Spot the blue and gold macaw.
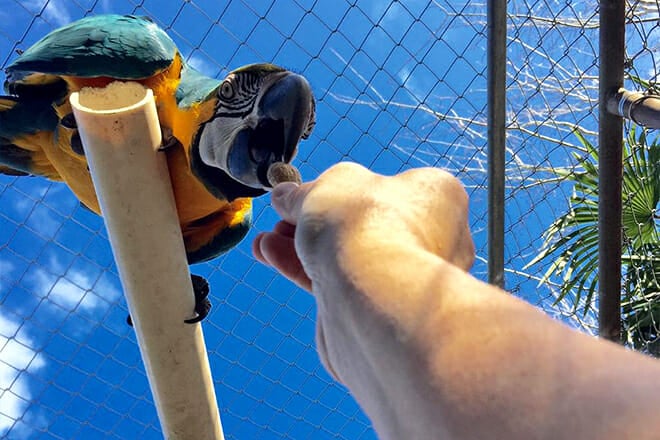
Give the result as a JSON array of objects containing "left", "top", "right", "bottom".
[{"left": 0, "top": 14, "right": 316, "bottom": 324}]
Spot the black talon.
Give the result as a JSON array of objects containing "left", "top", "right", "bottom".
[
  {"left": 79, "top": 201, "right": 94, "bottom": 213},
  {"left": 158, "top": 126, "right": 180, "bottom": 151},
  {"left": 184, "top": 274, "right": 211, "bottom": 324},
  {"left": 61, "top": 112, "right": 77, "bottom": 129},
  {"left": 126, "top": 274, "right": 211, "bottom": 327},
  {"left": 158, "top": 136, "right": 180, "bottom": 151},
  {"left": 71, "top": 131, "right": 84, "bottom": 155}
]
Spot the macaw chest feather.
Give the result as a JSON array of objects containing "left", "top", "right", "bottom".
[{"left": 60, "top": 57, "right": 225, "bottom": 226}]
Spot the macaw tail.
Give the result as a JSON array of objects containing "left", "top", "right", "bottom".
[
  {"left": 0, "top": 142, "right": 32, "bottom": 176},
  {"left": 0, "top": 96, "right": 60, "bottom": 178}
]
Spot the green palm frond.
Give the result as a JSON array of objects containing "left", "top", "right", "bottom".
[
  {"left": 627, "top": 74, "right": 659, "bottom": 95},
  {"left": 526, "top": 125, "right": 659, "bottom": 323},
  {"left": 622, "top": 246, "right": 660, "bottom": 353}
]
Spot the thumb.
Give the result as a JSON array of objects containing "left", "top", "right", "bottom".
[{"left": 270, "top": 181, "right": 310, "bottom": 225}]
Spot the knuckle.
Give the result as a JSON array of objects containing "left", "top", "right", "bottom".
[
  {"left": 434, "top": 171, "right": 470, "bottom": 209},
  {"left": 399, "top": 167, "right": 466, "bottom": 196},
  {"left": 318, "top": 161, "right": 371, "bottom": 184}
]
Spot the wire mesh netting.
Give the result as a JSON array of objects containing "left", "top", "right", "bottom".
[
  {"left": 0, "top": 0, "right": 658, "bottom": 438},
  {"left": 617, "top": 1, "right": 660, "bottom": 354}
]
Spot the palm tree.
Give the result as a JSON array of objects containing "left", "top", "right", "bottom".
[{"left": 526, "top": 125, "right": 660, "bottom": 355}]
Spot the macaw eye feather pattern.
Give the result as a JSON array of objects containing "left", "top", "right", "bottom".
[{"left": 215, "top": 72, "right": 263, "bottom": 117}]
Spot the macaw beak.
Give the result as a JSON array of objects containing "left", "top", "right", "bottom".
[{"left": 227, "top": 72, "right": 314, "bottom": 188}]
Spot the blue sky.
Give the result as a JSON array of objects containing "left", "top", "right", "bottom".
[{"left": 3, "top": 0, "right": 651, "bottom": 438}]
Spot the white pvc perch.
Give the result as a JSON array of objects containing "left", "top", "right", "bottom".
[{"left": 70, "top": 82, "right": 224, "bottom": 440}]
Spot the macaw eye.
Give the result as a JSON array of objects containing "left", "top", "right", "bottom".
[{"left": 220, "top": 80, "right": 235, "bottom": 100}]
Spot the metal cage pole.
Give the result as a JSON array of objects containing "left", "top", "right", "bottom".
[
  {"left": 488, "top": 0, "right": 507, "bottom": 288},
  {"left": 607, "top": 88, "right": 660, "bottom": 129},
  {"left": 598, "top": 0, "right": 626, "bottom": 342}
]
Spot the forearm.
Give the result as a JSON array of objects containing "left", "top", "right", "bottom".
[
  {"left": 421, "top": 262, "right": 660, "bottom": 439},
  {"left": 324, "top": 243, "right": 660, "bottom": 439},
  {"left": 262, "top": 164, "right": 660, "bottom": 438}
]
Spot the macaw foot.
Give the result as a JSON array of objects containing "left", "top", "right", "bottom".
[
  {"left": 125, "top": 274, "right": 212, "bottom": 326},
  {"left": 158, "top": 126, "right": 180, "bottom": 151},
  {"left": 61, "top": 113, "right": 85, "bottom": 155},
  {"left": 184, "top": 274, "right": 212, "bottom": 324}
]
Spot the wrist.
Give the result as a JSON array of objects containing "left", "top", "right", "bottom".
[{"left": 338, "top": 235, "right": 461, "bottom": 327}]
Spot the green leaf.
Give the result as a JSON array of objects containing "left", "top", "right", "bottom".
[{"left": 527, "top": 124, "right": 659, "bottom": 330}]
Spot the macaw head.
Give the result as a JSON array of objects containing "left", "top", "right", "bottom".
[{"left": 191, "top": 63, "right": 315, "bottom": 199}]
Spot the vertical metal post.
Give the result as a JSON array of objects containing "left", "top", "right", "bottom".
[
  {"left": 599, "top": 0, "right": 625, "bottom": 342},
  {"left": 488, "top": 0, "right": 507, "bottom": 288}
]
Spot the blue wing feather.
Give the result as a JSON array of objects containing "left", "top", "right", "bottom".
[
  {"left": 176, "top": 63, "right": 221, "bottom": 108},
  {"left": 5, "top": 15, "right": 177, "bottom": 88}
]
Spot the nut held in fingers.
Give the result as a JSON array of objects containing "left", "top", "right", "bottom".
[{"left": 267, "top": 162, "right": 302, "bottom": 187}]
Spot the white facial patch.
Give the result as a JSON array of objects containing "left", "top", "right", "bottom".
[{"left": 198, "top": 113, "right": 258, "bottom": 172}]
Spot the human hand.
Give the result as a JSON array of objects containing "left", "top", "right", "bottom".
[
  {"left": 252, "top": 161, "right": 475, "bottom": 427},
  {"left": 252, "top": 161, "right": 474, "bottom": 293},
  {"left": 252, "top": 163, "right": 660, "bottom": 440}
]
